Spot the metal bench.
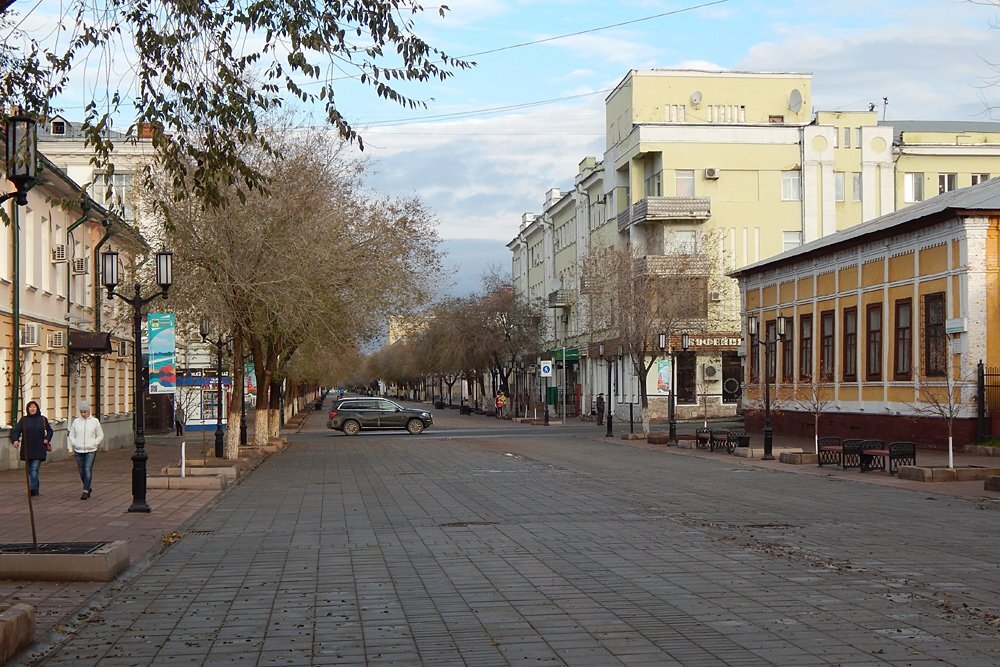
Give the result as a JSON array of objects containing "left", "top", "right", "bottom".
[
  {"left": 839, "top": 439, "right": 868, "bottom": 470},
  {"left": 709, "top": 429, "right": 730, "bottom": 452},
  {"left": 861, "top": 441, "right": 917, "bottom": 474},
  {"left": 854, "top": 439, "right": 885, "bottom": 471},
  {"left": 727, "top": 431, "right": 749, "bottom": 453},
  {"left": 816, "top": 436, "right": 843, "bottom": 467},
  {"left": 695, "top": 428, "right": 711, "bottom": 449}
]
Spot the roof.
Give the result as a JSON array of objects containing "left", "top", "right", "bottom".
[
  {"left": 880, "top": 120, "right": 1000, "bottom": 143},
  {"left": 730, "top": 178, "right": 1000, "bottom": 279}
]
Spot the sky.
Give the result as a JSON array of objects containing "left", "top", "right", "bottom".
[{"left": 15, "top": 0, "right": 1000, "bottom": 297}]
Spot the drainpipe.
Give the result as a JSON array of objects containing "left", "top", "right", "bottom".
[
  {"left": 65, "top": 203, "right": 92, "bottom": 414},
  {"left": 92, "top": 220, "right": 114, "bottom": 418},
  {"left": 9, "top": 202, "right": 19, "bottom": 426}
]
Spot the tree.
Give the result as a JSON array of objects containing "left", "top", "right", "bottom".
[
  {"left": 909, "top": 335, "right": 976, "bottom": 469},
  {"left": 0, "top": 0, "right": 471, "bottom": 210},
  {"left": 794, "top": 382, "right": 834, "bottom": 454},
  {"left": 582, "top": 238, "right": 713, "bottom": 434}
]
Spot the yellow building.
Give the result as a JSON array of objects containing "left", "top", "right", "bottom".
[
  {"left": 732, "top": 179, "right": 1000, "bottom": 447},
  {"left": 511, "top": 68, "right": 1000, "bottom": 426}
]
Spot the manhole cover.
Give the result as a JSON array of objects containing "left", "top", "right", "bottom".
[{"left": 0, "top": 542, "right": 108, "bottom": 555}]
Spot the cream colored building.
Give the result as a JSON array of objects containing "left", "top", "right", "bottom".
[
  {"left": 1, "top": 149, "right": 146, "bottom": 472},
  {"left": 510, "top": 68, "right": 1000, "bottom": 424}
]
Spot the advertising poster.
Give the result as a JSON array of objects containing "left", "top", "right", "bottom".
[
  {"left": 147, "top": 313, "right": 176, "bottom": 394},
  {"left": 245, "top": 361, "right": 257, "bottom": 404},
  {"left": 655, "top": 358, "right": 672, "bottom": 396}
]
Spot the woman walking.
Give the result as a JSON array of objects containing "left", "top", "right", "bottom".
[
  {"left": 68, "top": 401, "right": 104, "bottom": 500},
  {"left": 10, "top": 400, "right": 54, "bottom": 497}
]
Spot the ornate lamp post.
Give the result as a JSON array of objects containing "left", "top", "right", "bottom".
[
  {"left": 659, "top": 331, "right": 689, "bottom": 445},
  {"left": 200, "top": 318, "right": 233, "bottom": 458},
  {"left": 101, "top": 247, "right": 173, "bottom": 513},
  {"left": 599, "top": 343, "right": 613, "bottom": 437},
  {"left": 1, "top": 113, "right": 38, "bottom": 207},
  {"left": 747, "top": 314, "right": 787, "bottom": 461}
]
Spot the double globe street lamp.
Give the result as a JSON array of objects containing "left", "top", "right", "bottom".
[
  {"left": 102, "top": 248, "right": 173, "bottom": 513},
  {"left": 658, "top": 331, "right": 689, "bottom": 445},
  {"left": 746, "top": 314, "right": 787, "bottom": 461},
  {"left": 200, "top": 319, "right": 233, "bottom": 459}
]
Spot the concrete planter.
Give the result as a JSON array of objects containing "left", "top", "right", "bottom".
[
  {"left": 898, "top": 466, "right": 1000, "bottom": 482},
  {"left": 0, "top": 603, "right": 34, "bottom": 664},
  {"left": 0, "top": 540, "right": 129, "bottom": 581}
]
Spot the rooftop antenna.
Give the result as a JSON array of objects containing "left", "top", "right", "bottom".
[{"left": 868, "top": 102, "right": 876, "bottom": 112}]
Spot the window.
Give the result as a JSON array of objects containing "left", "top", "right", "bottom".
[
  {"left": 666, "top": 230, "right": 697, "bottom": 255},
  {"left": 852, "top": 173, "right": 862, "bottom": 201},
  {"left": 750, "top": 330, "right": 759, "bottom": 384},
  {"left": 783, "top": 231, "right": 802, "bottom": 252},
  {"left": 675, "top": 170, "right": 695, "bottom": 197},
  {"left": 843, "top": 127, "right": 852, "bottom": 148},
  {"left": 924, "top": 292, "right": 947, "bottom": 376},
  {"left": 866, "top": 304, "right": 882, "bottom": 379},
  {"left": 855, "top": 128, "right": 862, "bottom": 148},
  {"left": 781, "top": 171, "right": 801, "bottom": 201},
  {"left": 677, "top": 351, "right": 697, "bottom": 403},
  {"left": 938, "top": 173, "right": 957, "bottom": 195},
  {"left": 645, "top": 171, "right": 662, "bottom": 197},
  {"left": 894, "top": 299, "right": 912, "bottom": 378},
  {"left": 800, "top": 315, "right": 813, "bottom": 380},
  {"left": 782, "top": 318, "right": 793, "bottom": 382},
  {"left": 904, "top": 173, "right": 923, "bottom": 203},
  {"left": 91, "top": 172, "right": 135, "bottom": 220},
  {"left": 972, "top": 173, "right": 991, "bottom": 186},
  {"left": 820, "top": 311, "right": 835, "bottom": 380},
  {"left": 843, "top": 308, "right": 857, "bottom": 380},
  {"left": 51, "top": 120, "right": 66, "bottom": 135},
  {"left": 833, "top": 128, "right": 839, "bottom": 149},
  {"left": 765, "top": 320, "right": 777, "bottom": 382},
  {"left": 835, "top": 172, "right": 845, "bottom": 202}
]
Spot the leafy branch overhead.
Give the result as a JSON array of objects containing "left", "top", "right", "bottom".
[{"left": 1, "top": 0, "right": 472, "bottom": 208}]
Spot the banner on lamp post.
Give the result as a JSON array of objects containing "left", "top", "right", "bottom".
[
  {"left": 654, "top": 358, "right": 672, "bottom": 396},
  {"left": 147, "top": 313, "right": 176, "bottom": 394}
]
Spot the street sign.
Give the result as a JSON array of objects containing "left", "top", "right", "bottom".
[{"left": 539, "top": 360, "right": 553, "bottom": 377}]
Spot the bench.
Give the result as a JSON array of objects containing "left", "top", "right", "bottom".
[
  {"left": 710, "top": 429, "right": 730, "bottom": 452},
  {"left": 861, "top": 441, "right": 917, "bottom": 474},
  {"left": 839, "top": 439, "right": 867, "bottom": 470},
  {"left": 695, "top": 428, "right": 711, "bottom": 449},
  {"left": 816, "top": 436, "right": 843, "bottom": 467}
]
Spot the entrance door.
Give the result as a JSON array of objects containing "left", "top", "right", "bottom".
[{"left": 722, "top": 351, "right": 742, "bottom": 404}]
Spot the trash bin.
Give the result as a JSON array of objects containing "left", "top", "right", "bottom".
[
  {"left": 460, "top": 405, "right": 472, "bottom": 415},
  {"left": 434, "top": 400, "right": 445, "bottom": 410}
]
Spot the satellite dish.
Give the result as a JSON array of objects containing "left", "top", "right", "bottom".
[
  {"left": 788, "top": 89, "right": 803, "bottom": 113},
  {"left": 690, "top": 91, "right": 703, "bottom": 106}
]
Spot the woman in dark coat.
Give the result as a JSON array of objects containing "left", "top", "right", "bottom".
[{"left": 11, "top": 400, "right": 54, "bottom": 496}]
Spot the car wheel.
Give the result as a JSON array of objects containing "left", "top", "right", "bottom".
[
  {"left": 406, "top": 419, "right": 425, "bottom": 435},
  {"left": 342, "top": 420, "right": 361, "bottom": 436}
]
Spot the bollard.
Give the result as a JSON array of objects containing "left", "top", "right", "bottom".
[
  {"left": 629, "top": 403, "right": 634, "bottom": 433},
  {"left": 181, "top": 441, "right": 186, "bottom": 478}
]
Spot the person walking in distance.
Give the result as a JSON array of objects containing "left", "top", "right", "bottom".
[
  {"left": 595, "top": 393, "right": 605, "bottom": 426},
  {"left": 175, "top": 400, "right": 185, "bottom": 436},
  {"left": 67, "top": 401, "right": 104, "bottom": 500},
  {"left": 10, "top": 400, "right": 54, "bottom": 497}
]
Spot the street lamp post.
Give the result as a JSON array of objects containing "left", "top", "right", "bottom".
[
  {"left": 2, "top": 113, "right": 38, "bottom": 207},
  {"left": 101, "top": 247, "right": 173, "bottom": 513},
  {"left": 599, "top": 343, "right": 613, "bottom": 437},
  {"left": 200, "top": 319, "right": 233, "bottom": 459},
  {"left": 747, "top": 314, "right": 787, "bottom": 461},
  {"left": 659, "top": 332, "right": 690, "bottom": 445}
]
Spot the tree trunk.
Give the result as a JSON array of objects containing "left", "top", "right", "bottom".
[{"left": 269, "top": 379, "right": 282, "bottom": 437}]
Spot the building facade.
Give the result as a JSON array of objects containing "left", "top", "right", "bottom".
[
  {"left": 732, "top": 179, "right": 1000, "bottom": 447},
  {"left": 510, "top": 68, "right": 1000, "bottom": 426}
]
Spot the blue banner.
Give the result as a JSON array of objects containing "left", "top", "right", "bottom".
[{"left": 148, "top": 313, "right": 176, "bottom": 394}]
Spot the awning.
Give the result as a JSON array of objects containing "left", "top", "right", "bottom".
[
  {"left": 545, "top": 348, "right": 581, "bottom": 361},
  {"left": 69, "top": 331, "right": 113, "bottom": 354}
]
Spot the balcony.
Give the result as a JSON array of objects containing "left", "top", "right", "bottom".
[
  {"left": 579, "top": 274, "right": 601, "bottom": 295},
  {"left": 618, "top": 196, "right": 712, "bottom": 231},
  {"left": 548, "top": 289, "right": 571, "bottom": 308},
  {"left": 634, "top": 254, "right": 711, "bottom": 277}
]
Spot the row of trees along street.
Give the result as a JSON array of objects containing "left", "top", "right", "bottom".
[{"left": 1, "top": 0, "right": 470, "bottom": 458}]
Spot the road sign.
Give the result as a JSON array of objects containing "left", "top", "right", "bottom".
[{"left": 539, "top": 360, "right": 553, "bottom": 377}]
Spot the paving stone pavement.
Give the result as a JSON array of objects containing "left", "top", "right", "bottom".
[{"left": 8, "top": 408, "right": 1000, "bottom": 666}]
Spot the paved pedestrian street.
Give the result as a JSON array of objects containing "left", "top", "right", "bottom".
[{"left": 23, "top": 414, "right": 1000, "bottom": 666}]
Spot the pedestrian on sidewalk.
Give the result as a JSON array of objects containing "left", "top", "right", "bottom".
[
  {"left": 174, "top": 400, "right": 185, "bottom": 436},
  {"left": 10, "top": 400, "right": 54, "bottom": 497},
  {"left": 67, "top": 401, "right": 104, "bottom": 500},
  {"left": 596, "top": 393, "right": 605, "bottom": 425}
]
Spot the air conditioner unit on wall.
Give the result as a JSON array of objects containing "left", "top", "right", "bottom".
[
  {"left": 49, "top": 331, "right": 66, "bottom": 349},
  {"left": 72, "top": 258, "right": 88, "bottom": 274},
  {"left": 704, "top": 167, "right": 721, "bottom": 180},
  {"left": 709, "top": 291, "right": 722, "bottom": 302},
  {"left": 702, "top": 364, "right": 720, "bottom": 381},
  {"left": 51, "top": 245, "right": 68, "bottom": 263},
  {"left": 21, "top": 323, "right": 39, "bottom": 347}
]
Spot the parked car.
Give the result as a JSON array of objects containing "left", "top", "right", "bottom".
[{"left": 327, "top": 398, "right": 433, "bottom": 435}]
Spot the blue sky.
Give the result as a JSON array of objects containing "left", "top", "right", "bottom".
[{"left": 17, "top": 0, "right": 1000, "bottom": 296}]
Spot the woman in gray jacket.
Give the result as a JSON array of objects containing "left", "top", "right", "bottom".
[{"left": 67, "top": 401, "right": 104, "bottom": 500}]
